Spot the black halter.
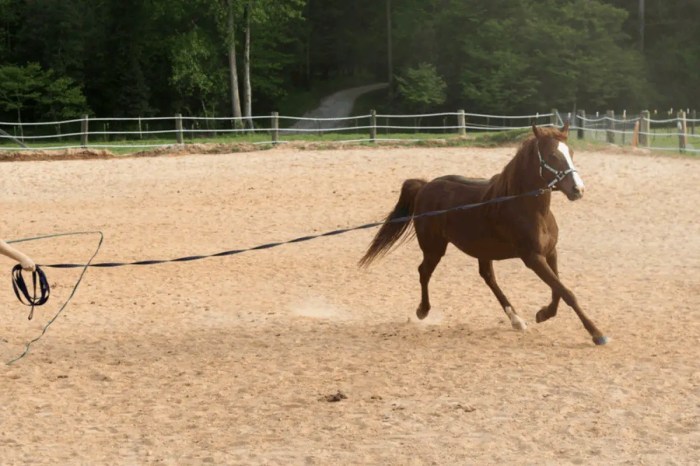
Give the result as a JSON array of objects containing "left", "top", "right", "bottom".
[
  {"left": 12, "top": 265, "right": 50, "bottom": 320},
  {"left": 536, "top": 140, "right": 578, "bottom": 189}
]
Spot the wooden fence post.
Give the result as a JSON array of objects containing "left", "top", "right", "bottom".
[
  {"left": 677, "top": 110, "right": 687, "bottom": 153},
  {"left": 175, "top": 113, "right": 184, "bottom": 144},
  {"left": 692, "top": 109, "right": 696, "bottom": 135},
  {"left": 370, "top": 110, "right": 377, "bottom": 143},
  {"left": 550, "top": 108, "right": 558, "bottom": 127},
  {"left": 639, "top": 110, "right": 650, "bottom": 147},
  {"left": 622, "top": 110, "right": 627, "bottom": 145},
  {"left": 81, "top": 114, "right": 89, "bottom": 148},
  {"left": 576, "top": 110, "right": 585, "bottom": 140},
  {"left": 632, "top": 120, "right": 640, "bottom": 147},
  {"left": 271, "top": 112, "right": 279, "bottom": 144},
  {"left": 606, "top": 110, "right": 615, "bottom": 143},
  {"left": 457, "top": 109, "right": 466, "bottom": 136}
]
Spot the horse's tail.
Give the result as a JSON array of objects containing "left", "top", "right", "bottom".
[{"left": 359, "top": 178, "right": 427, "bottom": 267}]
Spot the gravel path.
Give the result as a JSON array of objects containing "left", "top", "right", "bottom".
[{"left": 290, "top": 82, "right": 388, "bottom": 131}]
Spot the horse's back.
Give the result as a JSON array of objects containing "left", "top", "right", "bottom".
[
  {"left": 413, "top": 174, "right": 519, "bottom": 260},
  {"left": 415, "top": 175, "right": 491, "bottom": 211},
  {"left": 434, "top": 175, "right": 491, "bottom": 189}
]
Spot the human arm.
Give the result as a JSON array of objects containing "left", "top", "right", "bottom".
[{"left": 0, "top": 239, "right": 36, "bottom": 271}]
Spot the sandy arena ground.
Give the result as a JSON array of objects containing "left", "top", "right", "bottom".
[{"left": 0, "top": 144, "right": 698, "bottom": 465}]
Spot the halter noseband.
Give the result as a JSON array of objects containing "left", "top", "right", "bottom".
[{"left": 536, "top": 140, "right": 577, "bottom": 189}]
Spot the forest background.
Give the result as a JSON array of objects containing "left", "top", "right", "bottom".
[{"left": 0, "top": 0, "right": 697, "bottom": 123}]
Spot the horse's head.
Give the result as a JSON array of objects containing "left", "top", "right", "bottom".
[{"left": 532, "top": 123, "right": 584, "bottom": 201}]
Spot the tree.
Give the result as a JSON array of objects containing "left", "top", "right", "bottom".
[
  {"left": 0, "top": 64, "right": 41, "bottom": 126},
  {"left": 448, "top": 0, "right": 648, "bottom": 113},
  {"left": 225, "top": 0, "right": 243, "bottom": 122},
  {"left": 0, "top": 0, "right": 20, "bottom": 62},
  {"left": 240, "top": 0, "right": 305, "bottom": 126},
  {"left": 170, "top": 28, "right": 225, "bottom": 117},
  {"left": 0, "top": 63, "right": 88, "bottom": 132},
  {"left": 396, "top": 63, "right": 446, "bottom": 111}
]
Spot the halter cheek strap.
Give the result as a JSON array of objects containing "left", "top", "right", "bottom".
[{"left": 536, "top": 141, "right": 577, "bottom": 189}]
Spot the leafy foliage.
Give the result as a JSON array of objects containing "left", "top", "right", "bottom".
[
  {"left": 0, "top": 0, "right": 696, "bottom": 119},
  {"left": 0, "top": 63, "right": 88, "bottom": 122},
  {"left": 396, "top": 63, "right": 446, "bottom": 111}
]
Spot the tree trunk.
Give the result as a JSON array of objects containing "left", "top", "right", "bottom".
[
  {"left": 386, "top": 0, "right": 393, "bottom": 98},
  {"left": 243, "top": 1, "right": 253, "bottom": 130},
  {"left": 16, "top": 106, "right": 24, "bottom": 142},
  {"left": 227, "top": 0, "right": 243, "bottom": 126}
]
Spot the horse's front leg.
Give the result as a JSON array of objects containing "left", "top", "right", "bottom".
[
  {"left": 536, "top": 249, "right": 561, "bottom": 323},
  {"left": 478, "top": 259, "right": 527, "bottom": 331},
  {"left": 522, "top": 252, "right": 608, "bottom": 345}
]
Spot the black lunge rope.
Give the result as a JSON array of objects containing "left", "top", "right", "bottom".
[
  {"left": 37, "top": 188, "right": 551, "bottom": 270},
  {"left": 12, "top": 265, "right": 50, "bottom": 320},
  {"left": 5, "top": 187, "right": 549, "bottom": 364}
]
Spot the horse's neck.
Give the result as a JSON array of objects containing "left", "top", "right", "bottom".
[
  {"left": 492, "top": 141, "right": 545, "bottom": 195},
  {"left": 488, "top": 141, "right": 551, "bottom": 212}
]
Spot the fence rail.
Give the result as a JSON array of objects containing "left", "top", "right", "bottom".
[{"left": 1, "top": 108, "right": 698, "bottom": 154}]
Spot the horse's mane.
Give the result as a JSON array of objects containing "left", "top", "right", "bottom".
[{"left": 486, "top": 127, "right": 567, "bottom": 198}]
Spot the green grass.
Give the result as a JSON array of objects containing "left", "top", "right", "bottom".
[
  {"left": 575, "top": 127, "right": 700, "bottom": 156},
  {"left": 2, "top": 126, "right": 697, "bottom": 157}
]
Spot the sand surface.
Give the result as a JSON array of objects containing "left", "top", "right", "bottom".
[{"left": 0, "top": 145, "right": 698, "bottom": 464}]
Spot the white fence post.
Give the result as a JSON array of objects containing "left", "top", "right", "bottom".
[
  {"left": 81, "top": 114, "right": 89, "bottom": 148},
  {"left": 175, "top": 114, "right": 184, "bottom": 144},
  {"left": 271, "top": 112, "right": 279, "bottom": 144},
  {"left": 370, "top": 110, "right": 377, "bottom": 143},
  {"left": 677, "top": 110, "right": 687, "bottom": 153},
  {"left": 457, "top": 109, "right": 466, "bottom": 136}
]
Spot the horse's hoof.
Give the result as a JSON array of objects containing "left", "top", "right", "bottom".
[
  {"left": 593, "top": 335, "right": 610, "bottom": 346},
  {"left": 536, "top": 307, "right": 553, "bottom": 323},
  {"left": 416, "top": 305, "right": 429, "bottom": 320},
  {"left": 510, "top": 315, "right": 528, "bottom": 331}
]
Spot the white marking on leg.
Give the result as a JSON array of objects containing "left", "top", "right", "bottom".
[
  {"left": 557, "top": 141, "right": 585, "bottom": 189},
  {"left": 505, "top": 306, "right": 528, "bottom": 331}
]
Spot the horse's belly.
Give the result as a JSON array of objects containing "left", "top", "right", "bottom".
[{"left": 450, "top": 236, "right": 518, "bottom": 260}]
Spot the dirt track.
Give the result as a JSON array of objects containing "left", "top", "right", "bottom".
[{"left": 1, "top": 145, "right": 698, "bottom": 464}]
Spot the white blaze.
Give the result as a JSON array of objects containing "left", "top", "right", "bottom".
[{"left": 557, "top": 141, "right": 584, "bottom": 189}]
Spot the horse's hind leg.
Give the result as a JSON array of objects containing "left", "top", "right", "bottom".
[
  {"left": 536, "top": 250, "right": 562, "bottom": 323},
  {"left": 416, "top": 236, "right": 447, "bottom": 320},
  {"left": 478, "top": 259, "right": 527, "bottom": 331}
]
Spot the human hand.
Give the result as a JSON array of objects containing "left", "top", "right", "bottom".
[{"left": 20, "top": 257, "right": 36, "bottom": 272}]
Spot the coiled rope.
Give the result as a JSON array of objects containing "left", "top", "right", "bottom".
[
  {"left": 5, "top": 231, "right": 103, "bottom": 365},
  {"left": 11, "top": 265, "right": 50, "bottom": 320}
]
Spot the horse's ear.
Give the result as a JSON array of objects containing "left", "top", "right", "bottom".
[
  {"left": 532, "top": 124, "right": 542, "bottom": 139},
  {"left": 561, "top": 121, "right": 570, "bottom": 139}
]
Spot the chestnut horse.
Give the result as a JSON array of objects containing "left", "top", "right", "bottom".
[{"left": 359, "top": 124, "right": 608, "bottom": 345}]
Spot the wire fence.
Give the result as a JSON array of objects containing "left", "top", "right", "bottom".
[
  {"left": 562, "top": 109, "right": 699, "bottom": 154},
  {"left": 1, "top": 108, "right": 698, "bottom": 154}
]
